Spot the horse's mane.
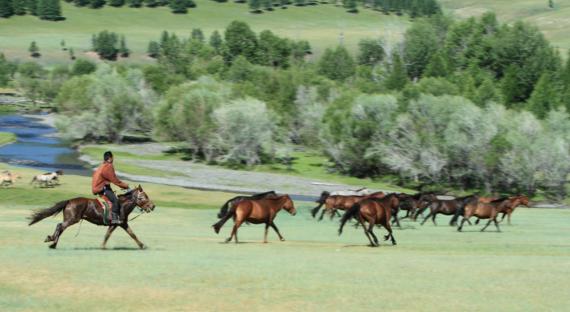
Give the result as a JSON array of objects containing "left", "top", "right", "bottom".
[{"left": 491, "top": 196, "right": 510, "bottom": 203}]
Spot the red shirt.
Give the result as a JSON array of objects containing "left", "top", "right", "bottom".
[{"left": 91, "top": 162, "right": 128, "bottom": 194}]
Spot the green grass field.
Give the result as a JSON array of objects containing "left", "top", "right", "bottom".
[
  {"left": 0, "top": 1, "right": 410, "bottom": 64},
  {"left": 0, "top": 132, "right": 16, "bottom": 146},
  {"left": 441, "top": 0, "right": 570, "bottom": 54},
  {"left": 0, "top": 164, "right": 569, "bottom": 310}
]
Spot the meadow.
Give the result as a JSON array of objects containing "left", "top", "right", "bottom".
[
  {"left": 0, "top": 1, "right": 410, "bottom": 64},
  {"left": 1, "top": 164, "right": 569, "bottom": 310}
]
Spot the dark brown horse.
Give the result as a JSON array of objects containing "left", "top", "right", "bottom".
[
  {"left": 416, "top": 194, "right": 477, "bottom": 226},
  {"left": 311, "top": 191, "right": 385, "bottom": 221},
  {"left": 457, "top": 195, "right": 529, "bottom": 232},
  {"left": 338, "top": 194, "right": 398, "bottom": 247},
  {"left": 212, "top": 194, "right": 296, "bottom": 243},
  {"left": 394, "top": 192, "right": 433, "bottom": 223},
  {"left": 28, "top": 185, "right": 155, "bottom": 249}
]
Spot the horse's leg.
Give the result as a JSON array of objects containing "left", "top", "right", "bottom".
[
  {"left": 420, "top": 211, "right": 432, "bottom": 226},
  {"left": 494, "top": 218, "right": 502, "bottom": 232},
  {"left": 457, "top": 217, "right": 467, "bottom": 232},
  {"left": 120, "top": 224, "right": 145, "bottom": 249},
  {"left": 228, "top": 219, "right": 244, "bottom": 244},
  {"left": 101, "top": 225, "right": 118, "bottom": 249},
  {"left": 48, "top": 219, "right": 77, "bottom": 249},
  {"left": 269, "top": 222, "right": 285, "bottom": 241},
  {"left": 360, "top": 219, "right": 375, "bottom": 247},
  {"left": 335, "top": 210, "right": 342, "bottom": 218},
  {"left": 45, "top": 223, "right": 62, "bottom": 243},
  {"left": 383, "top": 223, "right": 396, "bottom": 246},
  {"left": 367, "top": 221, "right": 379, "bottom": 246},
  {"left": 329, "top": 208, "right": 336, "bottom": 220},
  {"left": 480, "top": 219, "right": 493, "bottom": 232},
  {"left": 507, "top": 212, "right": 512, "bottom": 225},
  {"left": 431, "top": 212, "right": 437, "bottom": 226},
  {"left": 264, "top": 223, "right": 269, "bottom": 243},
  {"left": 318, "top": 208, "right": 326, "bottom": 221}
]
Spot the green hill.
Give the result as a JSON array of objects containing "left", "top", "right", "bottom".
[
  {"left": 441, "top": 0, "right": 570, "bottom": 54},
  {"left": 0, "top": 1, "right": 410, "bottom": 64}
]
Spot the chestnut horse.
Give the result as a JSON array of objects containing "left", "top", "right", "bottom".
[
  {"left": 311, "top": 191, "right": 385, "bottom": 221},
  {"left": 216, "top": 191, "right": 277, "bottom": 218},
  {"left": 28, "top": 185, "right": 155, "bottom": 249},
  {"left": 212, "top": 194, "right": 297, "bottom": 243},
  {"left": 457, "top": 195, "right": 529, "bottom": 232},
  {"left": 338, "top": 193, "right": 399, "bottom": 247}
]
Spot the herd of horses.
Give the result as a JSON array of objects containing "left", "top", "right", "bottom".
[
  {"left": 212, "top": 189, "right": 530, "bottom": 247},
  {"left": 25, "top": 181, "right": 529, "bottom": 249},
  {"left": 1, "top": 169, "right": 63, "bottom": 188}
]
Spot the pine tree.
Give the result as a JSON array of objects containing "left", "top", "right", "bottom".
[
  {"left": 12, "top": 0, "right": 27, "bottom": 15},
  {"left": 89, "top": 0, "right": 105, "bottom": 8},
  {"left": 317, "top": 45, "right": 355, "bottom": 81},
  {"left": 424, "top": 50, "right": 449, "bottom": 78},
  {"left": 294, "top": 0, "right": 304, "bottom": 6},
  {"left": 191, "top": 28, "right": 204, "bottom": 42},
  {"left": 263, "top": 0, "right": 272, "bottom": 10},
  {"left": 145, "top": 0, "right": 158, "bottom": 6},
  {"left": 527, "top": 72, "right": 561, "bottom": 118},
  {"left": 344, "top": 0, "right": 357, "bottom": 13},
  {"left": 74, "top": 0, "right": 89, "bottom": 6},
  {"left": 93, "top": 30, "right": 119, "bottom": 60},
  {"left": 128, "top": 0, "right": 143, "bottom": 7},
  {"left": 209, "top": 30, "right": 223, "bottom": 53},
  {"left": 69, "top": 47, "right": 76, "bottom": 60},
  {"left": 38, "top": 0, "right": 63, "bottom": 20},
  {"left": 119, "top": 35, "right": 130, "bottom": 57},
  {"left": 0, "top": 0, "right": 14, "bottom": 17},
  {"left": 384, "top": 52, "right": 408, "bottom": 91},
  {"left": 26, "top": 0, "right": 37, "bottom": 15},
  {"left": 475, "top": 77, "right": 500, "bottom": 106},
  {"left": 249, "top": 0, "right": 261, "bottom": 12},
  {"left": 169, "top": 0, "right": 187, "bottom": 13},
  {"left": 29, "top": 41, "right": 41, "bottom": 58},
  {"left": 108, "top": 0, "right": 125, "bottom": 6},
  {"left": 147, "top": 41, "right": 160, "bottom": 58}
]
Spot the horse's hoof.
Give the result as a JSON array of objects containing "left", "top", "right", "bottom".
[
  {"left": 224, "top": 238, "right": 231, "bottom": 243},
  {"left": 280, "top": 238, "right": 285, "bottom": 242},
  {"left": 139, "top": 244, "right": 146, "bottom": 249},
  {"left": 44, "top": 236, "right": 52, "bottom": 242},
  {"left": 392, "top": 242, "right": 397, "bottom": 246},
  {"left": 263, "top": 241, "right": 268, "bottom": 244},
  {"left": 101, "top": 245, "right": 107, "bottom": 250},
  {"left": 48, "top": 244, "right": 56, "bottom": 249}
]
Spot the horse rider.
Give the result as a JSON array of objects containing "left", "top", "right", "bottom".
[{"left": 92, "top": 151, "right": 129, "bottom": 224}]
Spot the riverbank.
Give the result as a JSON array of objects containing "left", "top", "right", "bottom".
[{"left": 0, "top": 132, "right": 16, "bottom": 147}]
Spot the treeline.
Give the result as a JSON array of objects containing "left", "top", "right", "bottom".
[
  {"left": 2, "top": 15, "right": 570, "bottom": 199},
  {"left": 0, "top": 0, "right": 63, "bottom": 20}
]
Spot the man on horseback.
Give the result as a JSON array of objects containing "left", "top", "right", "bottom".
[{"left": 92, "top": 151, "right": 129, "bottom": 224}]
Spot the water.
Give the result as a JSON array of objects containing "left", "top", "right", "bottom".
[{"left": 0, "top": 114, "right": 90, "bottom": 175}]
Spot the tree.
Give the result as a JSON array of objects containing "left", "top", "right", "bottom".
[
  {"left": 26, "top": 0, "right": 38, "bottom": 15},
  {"left": 263, "top": 0, "right": 272, "bottom": 10},
  {"left": 248, "top": 0, "right": 261, "bottom": 13},
  {"left": 89, "top": 0, "right": 105, "bottom": 8},
  {"left": 29, "top": 41, "right": 41, "bottom": 58},
  {"left": 145, "top": 0, "right": 158, "bottom": 6},
  {"left": 357, "top": 38, "right": 385, "bottom": 66},
  {"left": 92, "top": 30, "right": 119, "bottom": 60},
  {"left": 527, "top": 72, "right": 561, "bottom": 119},
  {"left": 108, "top": 0, "right": 125, "bottom": 6},
  {"left": 119, "top": 35, "right": 130, "bottom": 58},
  {"left": 344, "top": 0, "right": 357, "bottom": 13},
  {"left": 209, "top": 30, "right": 223, "bottom": 53},
  {"left": 257, "top": 30, "right": 291, "bottom": 68},
  {"left": 74, "top": 0, "right": 89, "bottom": 6},
  {"left": 424, "top": 50, "right": 449, "bottom": 78},
  {"left": 69, "top": 47, "right": 76, "bottom": 60},
  {"left": 169, "top": 0, "right": 187, "bottom": 13},
  {"left": 71, "top": 59, "right": 97, "bottom": 76},
  {"left": 191, "top": 28, "right": 204, "bottom": 42},
  {"left": 37, "top": 0, "right": 63, "bottom": 21},
  {"left": 147, "top": 41, "right": 160, "bottom": 58},
  {"left": 549, "top": 0, "right": 554, "bottom": 9},
  {"left": 384, "top": 51, "right": 407, "bottom": 91},
  {"left": 0, "top": 53, "right": 14, "bottom": 86},
  {"left": 0, "top": 0, "right": 14, "bottom": 17},
  {"left": 224, "top": 21, "right": 258, "bottom": 63},
  {"left": 318, "top": 45, "right": 355, "bottom": 81},
  {"left": 12, "top": 0, "right": 27, "bottom": 15},
  {"left": 403, "top": 20, "right": 438, "bottom": 79},
  {"left": 128, "top": 0, "right": 143, "bottom": 7}
]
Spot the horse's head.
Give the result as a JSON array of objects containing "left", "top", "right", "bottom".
[
  {"left": 55, "top": 170, "right": 64, "bottom": 176},
  {"left": 316, "top": 191, "right": 330, "bottom": 204},
  {"left": 515, "top": 195, "right": 530, "bottom": 207},
  {"left": 131, "top": 185, "right": 156, "bottom": 212},
  {"left": 283, "top": 195, "right": 296, "bottom": 216}
]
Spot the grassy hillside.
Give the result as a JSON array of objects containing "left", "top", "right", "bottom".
[
  {"left": 0, "top": 132, "right": 16, "bottom": 146},
  {"left": 0, "top": 1, "right": 410, "bottom": 64},
  {"left": 441, "top": 0, "right": 570, "bottom": 54}
]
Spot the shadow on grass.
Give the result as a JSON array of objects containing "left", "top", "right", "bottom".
[{"left": 69, "top": 246, "right": 165, "bottom": 251}]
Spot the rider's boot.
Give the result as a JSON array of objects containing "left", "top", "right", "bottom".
[{"left": 111, "top": 212, "right": 122, "bottom": 224}]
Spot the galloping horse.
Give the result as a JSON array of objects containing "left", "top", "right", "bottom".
[
  {"left": 472, "top": 195, "right": 530, "bottom": 226},
  {"left": 311, "top": 191, "right": 385, "bottom": 221},
  {"left": 0, "top": 171, "right": 22, "bottom": 187},
  {"left": 457, "top": 196, "right": 529, "bottom": 232},
  {"left": 28, "top": 185, "right": 155, "bottom": 249},
  {"left": 31, "top": 170, "right": 63, "bottom": 188},
  {"left": 338, "top": 193, "right": 399, "bottom": 247},
  {"left": 416, "top": 194, "right": 477, "bottom": 226},
  {"left": 212, "top": 194, "right": 296, "bottom": 243}
]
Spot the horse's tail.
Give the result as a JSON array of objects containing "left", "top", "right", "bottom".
[
  {"left": 338, "top": 202, "right": 362, "bottom": 236},
  {"left": 213, "top": 201, "right": 237, "bottom": 234},
  {"left": 28, "top": 200, "right": 69, "bottom": 226}
]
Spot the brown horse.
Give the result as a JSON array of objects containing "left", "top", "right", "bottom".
[
  {"left": 457, "top": 196, "right": 529, "bottom": 232},
  {"left": 311, "top": 191, "right": 385, "bottom": 221},
  {"left": 338, "top": 194, "right": 398, "bottom": 247},
  {"left": 212, "top": 194, "right": 296, "bottom": 243},
  {"left": 473, "top": 195, "right": 530, "bottom": 226},
  {"left": 416, "top": 194, "right": 477, "bottom": 226},
  {"left": 28, "top": 185, "right": 155, "bottom": 249}
]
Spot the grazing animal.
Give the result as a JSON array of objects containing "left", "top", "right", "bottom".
[
  {"left": 31, "top": 170, "right": 64, "bottom": 188},
  {"left": 0, "top": 171, "right": 22, "bottom": 187},
  {"left": 338, "top": 193, "right": 399, "bottom": 247},
  {"left": 416, "top": 194, "right": 477, "bottom": 226},
  {"left": 212, "top": 194, "right": 296, "bottom": 243},
  {"left": 28, "top": 185, "right": 155, "bottom": 249},
  {"left": 311, "top": 191, "right": 385, "bottom": 221}
]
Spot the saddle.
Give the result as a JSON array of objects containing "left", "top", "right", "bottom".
[{"left": 96, "top": 195, "right": 113, "bottom": 225}]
